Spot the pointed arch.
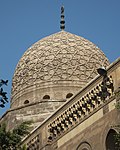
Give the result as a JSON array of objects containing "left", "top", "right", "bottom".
[
  {"left": 76, "top": 142, "right": 92, "bottom": 150},
  {"left": 43, "top": 95, "right": 50, "bottom": 100},
  {"left": 66, "top": 93, "right": 73, "bottom": 99},
  {"left": 105, "top": 129, "right": 117, "bottom": 150},
  {"left": 24, "top": 100, "right": 29, "bottom": 104}
]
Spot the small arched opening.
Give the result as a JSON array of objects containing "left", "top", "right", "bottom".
[
  {"left": 66, "top": 93, "right": 73, "bottom": 99},
  {"left": 43, "top": 95, "right": 50, "bottom": 100},
  {"left": 76, "top": 142, "right": 92, "bottom": 150},
  {"left": 24, "top": 100, "right": 29, "bottom": 104},
  {"left": 106, "top": 129, "right": 118, "bottom": 150}
]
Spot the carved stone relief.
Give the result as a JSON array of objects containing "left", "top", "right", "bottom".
[{"left": 11, "top": 31, "right": 109, "bottom": 103}]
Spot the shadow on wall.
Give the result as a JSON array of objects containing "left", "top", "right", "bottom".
[{"left": 106, "top": 129, "right": 118, "bottom": 150}]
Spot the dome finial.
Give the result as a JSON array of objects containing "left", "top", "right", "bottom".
[{"left": 60, "top": 6, "right": 65, "bottom": 30}]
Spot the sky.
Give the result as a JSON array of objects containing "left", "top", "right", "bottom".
[{"left": 0, "top": 0, "right": 120, "bottom": 116}]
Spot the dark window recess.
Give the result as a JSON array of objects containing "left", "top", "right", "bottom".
[
  {"left": 43, "top": 95, "right": 50, "bottom": 99},
  {"left": 106, "top": 129, "right": 118, "bottom": 150},
  {"left": 24, "top": 100, "right": 29, "bottom": 104},
  {"left": 66, "top": 93, "right": 73, "bottom": 99}
]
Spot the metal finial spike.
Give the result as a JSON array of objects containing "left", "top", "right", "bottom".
[
  {"left": 60, "top": 6, "right": 65, "bottom": 30},
  {"left": 61, "top": 6, "right": 64, "bottom": 14}
]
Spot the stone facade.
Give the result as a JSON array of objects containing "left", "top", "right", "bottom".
[
  {"left": 0, "top": 31, "right": 119, "bottom": 150},
  {"left": 21, "top": 57, "right": 120, "bottom": 150},
  {"left": 5, "top": 31, "right": 109, "bottom": 130},
  {"left": 0, "top": 100, "right": 65, "bottom": 129}
]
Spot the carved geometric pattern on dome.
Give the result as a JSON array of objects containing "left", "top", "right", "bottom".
[{"left": 12, "top": 31, "right": 109, "bottom": 98}]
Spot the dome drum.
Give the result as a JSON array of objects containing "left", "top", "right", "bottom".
[{"left": 11, "top": 82, "right": 84, "bottom": 108}]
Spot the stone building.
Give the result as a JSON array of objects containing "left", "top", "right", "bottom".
[{"left": 0, "top": 7, "right": 120, "bottom": 150}]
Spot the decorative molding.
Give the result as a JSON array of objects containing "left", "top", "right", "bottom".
[
  {"left": 27, "top": 135, "right": 40, "bottom": 150},
  {"left": 47, "top": 76, "right": 114, "bottom": 142},
  {"left": 77, "top": 142, "right": 92, "bottom": 150}
]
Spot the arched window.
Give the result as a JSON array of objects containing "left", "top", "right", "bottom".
[
  {"left": 106, "top": 129, "right": 118, "bottom": 150},
  {"left": 43, "top": 95, "right": 50, "bottom": 99},
  {"left": 66, "top": 93, "right": 73, "bottom": 99},
  {"left": 24, "top": 100, "right": 29, "bottom": 104},
  {"left": 76, "top": 142, "right": 92, "bottom": 150}
]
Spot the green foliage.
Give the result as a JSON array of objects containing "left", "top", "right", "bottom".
[
  {"left": 0, "top": 121, "right": 32, "bottom": 150},
  {"left": 20, "top": 145, "right": 27, "bottom": 150},
  {"left": 0, "top": 79, "right": 9, "bottom": 108},
  {"left": 115, "top": 102, "right": 120, "bottom": 110},
  {"left": 114, "top": 129, "right": 120, "bottom": 149}
]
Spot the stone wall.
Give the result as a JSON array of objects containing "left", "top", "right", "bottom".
[
  {"left": 0, "top": 99, "right": 65, "bottom": 130},
  {"left": 21, "top": 58, "right": 120, "bottom": 150}
]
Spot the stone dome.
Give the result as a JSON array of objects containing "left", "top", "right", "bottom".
[{"left": 11, "top": 31, "right": 109, "bottom": 108}]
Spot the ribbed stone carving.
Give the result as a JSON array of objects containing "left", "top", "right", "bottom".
[{"left": 11, "top": 31, "right": 109, "bottom": 105}]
